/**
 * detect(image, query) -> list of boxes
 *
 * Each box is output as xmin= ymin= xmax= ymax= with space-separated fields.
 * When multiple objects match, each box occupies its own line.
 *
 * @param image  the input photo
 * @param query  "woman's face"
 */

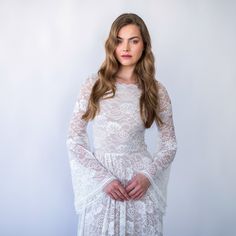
xmin=115 ymin=24 xmax=144 ymax=68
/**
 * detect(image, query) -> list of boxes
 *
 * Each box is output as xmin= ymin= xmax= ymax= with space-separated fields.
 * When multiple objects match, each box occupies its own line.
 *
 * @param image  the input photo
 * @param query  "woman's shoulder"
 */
xmin=154 ymin=79 xmax=172 ymax=102
xmin=82 ymin=73 xmax=99 ymax=88
xmin=154 ymin=79 xmax=172 ymax=105
xmin=78 ymin=73 xmax=99 ymax=93
xmin=154 ymin=79 xmax=168 ymax=93
xmin=77 ymin=73 xmax=99 ymax=97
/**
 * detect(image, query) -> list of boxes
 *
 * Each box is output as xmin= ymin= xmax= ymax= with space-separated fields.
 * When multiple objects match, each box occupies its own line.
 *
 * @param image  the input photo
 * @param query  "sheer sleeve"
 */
xmin=66 ymin=75 xmax=116 ymax=213
xmin=140 ymin=81 xmax=177 ymax=186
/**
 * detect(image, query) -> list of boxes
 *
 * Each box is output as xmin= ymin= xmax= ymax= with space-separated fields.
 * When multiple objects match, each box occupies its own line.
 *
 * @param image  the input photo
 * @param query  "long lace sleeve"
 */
xmin=66 ymin=75 xmax=116 ymax=214
xmin=140 ymin=81 xmax=177 ymax=187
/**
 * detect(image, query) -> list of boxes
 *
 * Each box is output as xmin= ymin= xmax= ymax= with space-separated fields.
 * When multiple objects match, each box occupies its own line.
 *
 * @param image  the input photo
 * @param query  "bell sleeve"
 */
xmin=66 ymin=76 xmax=116 ymax=214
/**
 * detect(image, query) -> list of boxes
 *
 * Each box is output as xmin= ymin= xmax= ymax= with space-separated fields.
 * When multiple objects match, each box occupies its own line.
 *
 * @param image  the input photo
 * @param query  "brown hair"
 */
xmin=82 ymin=13 xmax=163 ymax=128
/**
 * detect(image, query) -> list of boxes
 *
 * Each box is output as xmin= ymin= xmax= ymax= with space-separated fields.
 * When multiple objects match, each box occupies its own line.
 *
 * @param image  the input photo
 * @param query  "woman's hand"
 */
xmin=125 ymin=173 xmax=151 ymax=200
xmin=103 ymin=179 xmax=130 ymax=201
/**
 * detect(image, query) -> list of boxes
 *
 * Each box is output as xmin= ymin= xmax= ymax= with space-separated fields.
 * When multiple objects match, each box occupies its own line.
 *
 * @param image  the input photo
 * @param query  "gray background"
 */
xmin=1 ymin=0 xmax=236 ymax=235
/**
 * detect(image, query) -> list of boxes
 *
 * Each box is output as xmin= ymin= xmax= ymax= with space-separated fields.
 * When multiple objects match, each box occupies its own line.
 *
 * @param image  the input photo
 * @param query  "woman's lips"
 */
xmin=121 ymin=55 xmax=132 ymax=59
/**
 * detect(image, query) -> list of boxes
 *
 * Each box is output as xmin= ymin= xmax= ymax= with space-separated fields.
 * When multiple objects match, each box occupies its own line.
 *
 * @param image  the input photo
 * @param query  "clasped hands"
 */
xmin=103 ymin=173 xmax=151 ymax=201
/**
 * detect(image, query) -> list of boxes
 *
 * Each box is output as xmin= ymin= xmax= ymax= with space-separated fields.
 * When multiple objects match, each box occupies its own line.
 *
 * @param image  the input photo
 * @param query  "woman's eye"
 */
xmin=117 ymin=39 xmax=122 ymax=44
xmin=132 ymin=40 xmax=139 ymax=44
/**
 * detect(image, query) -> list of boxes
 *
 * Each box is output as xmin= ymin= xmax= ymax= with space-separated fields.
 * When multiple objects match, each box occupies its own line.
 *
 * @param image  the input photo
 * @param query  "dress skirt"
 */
xmin=76 ymin=150 xmax=166 ymax=236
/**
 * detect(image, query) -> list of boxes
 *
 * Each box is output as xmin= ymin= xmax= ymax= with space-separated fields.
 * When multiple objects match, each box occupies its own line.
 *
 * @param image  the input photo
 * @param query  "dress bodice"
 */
xmin=93 ymin=82 xmax=147 ymax=154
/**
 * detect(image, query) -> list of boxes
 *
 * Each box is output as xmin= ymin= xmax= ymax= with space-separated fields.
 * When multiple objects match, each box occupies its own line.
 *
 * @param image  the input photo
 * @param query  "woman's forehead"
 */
xmin=117 ymin=24 xmax=141 ymax=37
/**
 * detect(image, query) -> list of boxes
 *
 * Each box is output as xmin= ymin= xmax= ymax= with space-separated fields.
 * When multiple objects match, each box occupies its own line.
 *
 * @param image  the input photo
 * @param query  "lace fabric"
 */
xmin=66 ymin=74 xmax=177 ymax=235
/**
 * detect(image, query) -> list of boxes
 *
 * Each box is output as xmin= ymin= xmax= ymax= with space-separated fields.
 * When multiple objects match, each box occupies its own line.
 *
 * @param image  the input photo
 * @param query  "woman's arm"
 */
xmin=139 ymin=81 xmax=178 ymax=185
xmin=66 ymin=76 xmax=116 ymax=212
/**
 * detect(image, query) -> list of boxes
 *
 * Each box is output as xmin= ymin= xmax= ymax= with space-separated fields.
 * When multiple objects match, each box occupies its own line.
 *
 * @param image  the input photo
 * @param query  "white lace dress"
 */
xmin=66 ymin=74 xmax=177 ymax=236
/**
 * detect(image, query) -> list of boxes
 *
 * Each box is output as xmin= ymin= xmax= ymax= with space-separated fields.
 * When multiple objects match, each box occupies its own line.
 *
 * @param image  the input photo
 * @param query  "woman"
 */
xmin=66 ymin=13 xmax=177 ymax=236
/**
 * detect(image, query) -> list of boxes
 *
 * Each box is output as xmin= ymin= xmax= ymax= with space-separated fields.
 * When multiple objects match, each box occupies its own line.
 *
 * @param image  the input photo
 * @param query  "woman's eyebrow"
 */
xmin=117 ymin=36 xmax=140 ymax=40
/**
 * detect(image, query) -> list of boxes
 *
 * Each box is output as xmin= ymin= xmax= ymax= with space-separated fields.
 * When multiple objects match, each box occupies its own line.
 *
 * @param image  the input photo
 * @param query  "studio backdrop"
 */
xmin=0 ymin=0 xmax=236 ymax=236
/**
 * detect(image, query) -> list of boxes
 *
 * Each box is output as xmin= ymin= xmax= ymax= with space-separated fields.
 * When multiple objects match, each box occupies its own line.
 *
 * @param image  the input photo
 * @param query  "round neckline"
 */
xmin=115 ymin=81 xmax=138 ymax=87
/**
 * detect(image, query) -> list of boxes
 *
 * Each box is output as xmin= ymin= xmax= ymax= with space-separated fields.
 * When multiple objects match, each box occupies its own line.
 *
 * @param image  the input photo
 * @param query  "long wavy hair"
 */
xmin=82 ymin=13 xmax=163 ymax=128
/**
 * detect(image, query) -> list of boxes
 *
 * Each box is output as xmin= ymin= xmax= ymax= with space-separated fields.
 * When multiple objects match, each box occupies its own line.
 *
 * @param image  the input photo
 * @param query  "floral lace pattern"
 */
xmin=66 ymin=74 xmax=177 ymax=235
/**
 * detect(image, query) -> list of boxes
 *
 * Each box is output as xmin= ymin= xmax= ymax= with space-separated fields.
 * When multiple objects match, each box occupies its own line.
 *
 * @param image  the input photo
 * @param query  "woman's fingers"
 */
xmin=113 ymin=183 xmax=130 ymax=201
xmin=113 ymin=189 xmax=125 ymax=201
xmin=105 ymin=179 xmax=147 ymax=201
xmin=110 ymin=191 xmax=123 ymax=201
xmin=128 ymin=186 xmax=141 ymax=198
xmin=131 ymin=189 xmax=143 ymax=199
xmin=109 ymin=192 xmax=115 ymax=200
xmin=128 ymin=185 xmax=141 ymax=197
xmin=105 ymin=180 xmax=130 ymax=201
xmin=133 ymin=191 xmax=144 ymax=200
xmin=117 ymin=185 xmax=130 ymax=200
xmin=125 ymin=181 xmax=136 ymax=193
xmin=125 ymin=173 xmax=151 ymax=199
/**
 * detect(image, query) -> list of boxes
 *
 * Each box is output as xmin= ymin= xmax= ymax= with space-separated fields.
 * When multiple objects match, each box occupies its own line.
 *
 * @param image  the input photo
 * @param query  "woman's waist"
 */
xmin=93 ymin=149 xmax=153 ymax=181
xmin=94 ymin=148 xmax=149 ymax=156
xmin=93 ymin=141 xmax=148 ymax=154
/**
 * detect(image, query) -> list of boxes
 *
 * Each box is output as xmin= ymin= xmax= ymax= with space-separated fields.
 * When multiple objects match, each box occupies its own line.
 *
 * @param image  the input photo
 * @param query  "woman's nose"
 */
xmin=122 ymin=42 xmax=130 ymax=51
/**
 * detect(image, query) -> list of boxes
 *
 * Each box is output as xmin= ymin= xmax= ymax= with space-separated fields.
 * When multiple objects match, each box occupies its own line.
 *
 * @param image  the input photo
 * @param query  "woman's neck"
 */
xmin=116 ymin=66 xmax=137 ymax=83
